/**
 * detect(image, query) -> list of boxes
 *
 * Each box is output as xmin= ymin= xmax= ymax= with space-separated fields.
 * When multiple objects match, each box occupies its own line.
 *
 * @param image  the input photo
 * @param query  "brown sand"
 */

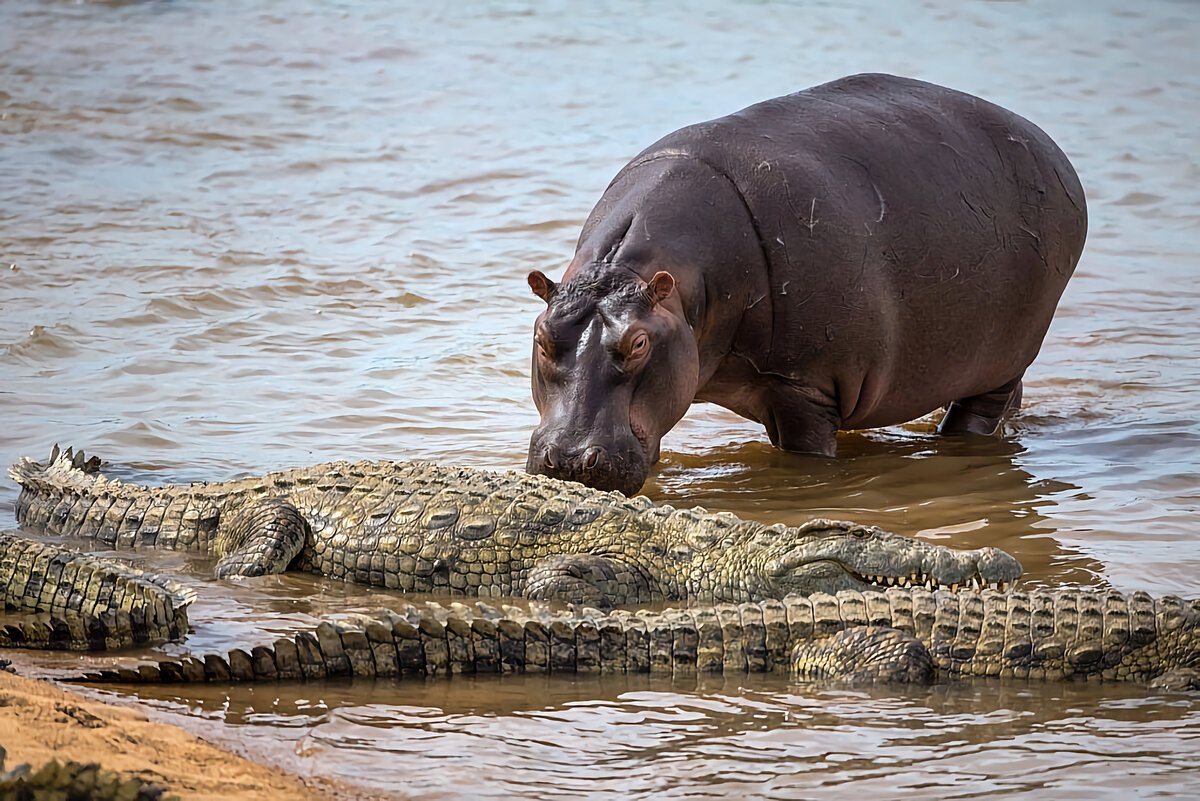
xmin=0 ymin=671 xmax=375 ymax=800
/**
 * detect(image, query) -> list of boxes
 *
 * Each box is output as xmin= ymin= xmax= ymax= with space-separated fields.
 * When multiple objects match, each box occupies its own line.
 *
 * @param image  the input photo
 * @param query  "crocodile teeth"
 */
xmin=950 ymin=583 xmax=960 ymax=592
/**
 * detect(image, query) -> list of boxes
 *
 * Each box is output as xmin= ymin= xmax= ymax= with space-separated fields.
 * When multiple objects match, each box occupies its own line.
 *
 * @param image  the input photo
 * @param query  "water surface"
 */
xmin=1 ymin=0 xmax=1198 ymax=797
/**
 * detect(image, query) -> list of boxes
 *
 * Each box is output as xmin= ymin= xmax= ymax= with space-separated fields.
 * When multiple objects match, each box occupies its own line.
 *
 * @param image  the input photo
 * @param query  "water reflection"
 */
xmin=649 ymin=430 xmax=1101 ymax=588
xmin=84 ymin=676 xmax=1200 ymax=799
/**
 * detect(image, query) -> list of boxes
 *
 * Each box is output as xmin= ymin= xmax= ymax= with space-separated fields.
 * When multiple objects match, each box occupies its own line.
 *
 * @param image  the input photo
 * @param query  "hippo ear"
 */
xmin=527 ymin=270 xmax=557 ymax=303
xmin=646 ymin=271 xmax=675 ymax=307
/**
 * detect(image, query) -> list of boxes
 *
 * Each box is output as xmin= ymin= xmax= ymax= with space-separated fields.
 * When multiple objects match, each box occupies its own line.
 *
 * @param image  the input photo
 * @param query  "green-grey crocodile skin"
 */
xmin=74 ymin=588 xmax=1199 ymax=689
xmin=0 ymin=533 xmax=193 ymax=650
xmin=0 ymin=748 xmax=174 ymax=801
xmin=1 ymin=534 xmax=1194 ymax=687
xmin=10 ymin=446 xmax=1020 ymax=608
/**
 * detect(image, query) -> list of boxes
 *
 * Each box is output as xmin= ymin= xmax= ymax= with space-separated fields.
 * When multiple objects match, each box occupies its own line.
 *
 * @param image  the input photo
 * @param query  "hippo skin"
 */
xmin=526 ymin=73 xmax=1087 ymax=496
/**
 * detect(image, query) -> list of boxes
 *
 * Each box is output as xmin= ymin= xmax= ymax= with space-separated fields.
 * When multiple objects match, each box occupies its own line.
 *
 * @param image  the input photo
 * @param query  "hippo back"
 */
xmin=618 ymin=73 xmax=1087 ymax=428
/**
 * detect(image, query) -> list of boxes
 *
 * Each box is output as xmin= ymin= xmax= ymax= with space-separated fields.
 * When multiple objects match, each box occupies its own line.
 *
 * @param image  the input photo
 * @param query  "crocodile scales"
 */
xmin=65 ymin=588 xmax=1200 ymax=691
xmin=9 ymin=446 xmax=1020 ymax=608
xmin=2 ymin=536 xmax=1195 ymax=688
xmin=0 ymin=489 xmax=1195 ymax=689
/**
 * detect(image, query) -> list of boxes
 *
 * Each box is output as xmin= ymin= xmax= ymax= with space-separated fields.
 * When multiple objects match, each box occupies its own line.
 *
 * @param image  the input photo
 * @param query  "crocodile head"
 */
xmin=751 ymin=519 xmax=1022 ymax=598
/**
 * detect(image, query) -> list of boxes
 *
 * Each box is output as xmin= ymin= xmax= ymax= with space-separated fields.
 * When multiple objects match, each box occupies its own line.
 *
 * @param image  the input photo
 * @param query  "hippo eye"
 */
xmin=629 ymin=333 xmax=649 ymax=356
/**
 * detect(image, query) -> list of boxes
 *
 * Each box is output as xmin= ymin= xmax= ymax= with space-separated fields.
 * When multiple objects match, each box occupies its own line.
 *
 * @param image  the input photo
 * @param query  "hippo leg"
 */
xmin=764 ymin=387 xmax=841 ymax=456
xmin=938 ymin=377 xmax=1023 ymax=436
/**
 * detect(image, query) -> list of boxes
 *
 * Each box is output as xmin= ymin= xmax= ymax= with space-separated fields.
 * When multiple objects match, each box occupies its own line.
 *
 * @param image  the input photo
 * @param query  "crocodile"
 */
xmin=0 ymin=748 xmax=172 ymax=801
xmin=8 ymin=446 xmax=1020 ymax=609
xmin=1 ymin=535 xmax=1195 ymax=689
xmin=0 ymin=533 xmax=193 ymax=650
xmin=70 ymin=585 xmax=1200 ymax=691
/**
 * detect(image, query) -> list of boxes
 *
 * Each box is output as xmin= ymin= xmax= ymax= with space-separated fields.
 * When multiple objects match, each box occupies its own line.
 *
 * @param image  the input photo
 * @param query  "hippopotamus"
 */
xmin=525 ymin=73 xmax=1087 ymax=496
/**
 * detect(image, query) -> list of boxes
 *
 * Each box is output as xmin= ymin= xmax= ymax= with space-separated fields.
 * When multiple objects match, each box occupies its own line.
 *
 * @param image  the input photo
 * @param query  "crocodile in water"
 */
xmin=72 ymin=584 xmax=1200 ymax=691
xmin=1 ymin=534 xmax=1194 ymax=689
xmin=9 ymin=446 xmax=1020 ymax=609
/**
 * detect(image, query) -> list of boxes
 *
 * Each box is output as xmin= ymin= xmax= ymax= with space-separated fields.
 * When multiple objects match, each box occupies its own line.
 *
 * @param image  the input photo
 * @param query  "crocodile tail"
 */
xmin=8 ymin=445 xmax=123 ymax=531
xmin=0 ymin=534 xmax=195 ymax=650
xmin=8 ymin=444 xmax=104 ymax=492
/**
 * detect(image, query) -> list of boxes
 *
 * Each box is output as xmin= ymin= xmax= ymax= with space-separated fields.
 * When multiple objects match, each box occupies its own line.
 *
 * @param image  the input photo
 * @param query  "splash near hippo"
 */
xmin=526 ymin=73 xmax=1087 ymax=495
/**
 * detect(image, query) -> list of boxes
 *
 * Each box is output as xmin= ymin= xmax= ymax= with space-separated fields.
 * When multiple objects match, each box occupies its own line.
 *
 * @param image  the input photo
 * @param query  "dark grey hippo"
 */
xmin=526 ymin=73 xmax=1087 ymax=496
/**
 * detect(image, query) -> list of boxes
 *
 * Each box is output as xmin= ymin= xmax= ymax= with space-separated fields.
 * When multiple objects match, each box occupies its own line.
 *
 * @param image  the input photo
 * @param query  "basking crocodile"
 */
xmin=72 ymin=587 xmax=1200 ymax=691
xmin=13 ymin=447 xmax=1191 ymax=690
xmin=9 ymin=446 xmax=1019 ymax=608
xmin=0 ymin=533 xmax=193 ymax=650
xmin=1 ymin=534 xmax=1195 ymax=689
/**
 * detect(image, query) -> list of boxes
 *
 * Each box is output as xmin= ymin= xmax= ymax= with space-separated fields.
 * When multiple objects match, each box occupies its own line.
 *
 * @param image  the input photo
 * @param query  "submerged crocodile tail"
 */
xmin=0 ymin=534 xmax=194 ymax=650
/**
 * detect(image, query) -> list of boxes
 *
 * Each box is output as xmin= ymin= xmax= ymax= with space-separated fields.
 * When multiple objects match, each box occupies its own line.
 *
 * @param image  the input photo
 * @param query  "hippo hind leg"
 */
xmin=937 ymin=376 xmax=1023 ymax=437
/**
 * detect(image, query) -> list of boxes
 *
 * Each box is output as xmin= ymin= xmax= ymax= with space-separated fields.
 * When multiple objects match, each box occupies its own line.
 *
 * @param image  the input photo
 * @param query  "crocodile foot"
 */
xmin=791 ymin=626 xmax=936 ymax=684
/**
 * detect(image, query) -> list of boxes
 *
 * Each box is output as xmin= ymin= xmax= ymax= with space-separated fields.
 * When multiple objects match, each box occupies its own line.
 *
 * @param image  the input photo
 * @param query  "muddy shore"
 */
xmin=0 ymin=670 xmax=379 ymax=801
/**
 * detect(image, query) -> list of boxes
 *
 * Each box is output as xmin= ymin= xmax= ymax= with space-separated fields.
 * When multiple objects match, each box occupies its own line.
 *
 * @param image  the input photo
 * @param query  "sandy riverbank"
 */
xmin=0 ymin=671 xmax=373 ymax=800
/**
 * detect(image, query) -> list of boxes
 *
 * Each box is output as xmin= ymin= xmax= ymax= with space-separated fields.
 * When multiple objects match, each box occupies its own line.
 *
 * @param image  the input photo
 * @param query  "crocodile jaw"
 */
xmin=762 ymin=525 xmax=1023 ymax=597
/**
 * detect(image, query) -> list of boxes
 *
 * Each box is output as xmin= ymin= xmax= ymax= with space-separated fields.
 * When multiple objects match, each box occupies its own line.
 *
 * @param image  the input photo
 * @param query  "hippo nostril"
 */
xmin=583 ymin=445 xmax=606 ymax=470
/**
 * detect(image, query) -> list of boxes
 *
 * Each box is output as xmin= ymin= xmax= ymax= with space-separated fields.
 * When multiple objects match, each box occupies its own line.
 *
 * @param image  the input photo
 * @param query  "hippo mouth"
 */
xmin=628 ymin=419 xmax=652 ymax=462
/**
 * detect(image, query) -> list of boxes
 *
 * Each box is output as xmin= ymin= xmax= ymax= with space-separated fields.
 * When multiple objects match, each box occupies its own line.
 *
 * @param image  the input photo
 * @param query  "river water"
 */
xmin=1 ymin=0 xmax=1198 ymax=797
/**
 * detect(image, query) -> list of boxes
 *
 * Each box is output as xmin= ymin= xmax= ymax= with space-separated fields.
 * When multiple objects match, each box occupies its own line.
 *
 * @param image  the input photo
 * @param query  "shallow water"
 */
xmin=1 ymin=0 xmax=1198 ymax=797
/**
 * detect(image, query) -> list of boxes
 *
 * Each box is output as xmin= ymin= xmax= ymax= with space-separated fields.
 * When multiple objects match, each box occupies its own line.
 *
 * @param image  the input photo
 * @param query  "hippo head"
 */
xmin=525 ymin=265 xmax=699 ymax=496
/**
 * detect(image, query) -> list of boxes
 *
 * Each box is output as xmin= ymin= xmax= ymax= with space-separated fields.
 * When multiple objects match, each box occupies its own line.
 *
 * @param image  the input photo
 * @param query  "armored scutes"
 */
xmin=9 ymin=447 xmax=1019 ymax=609
xmin=2 ymin=535 xmax=1195 ymax=689
xmin=0 ymin=749 xmax=171 ymax=801
xmin=0 ymin=533 xmax=193 ymax=650
xmin=76 ymin=588 xmax=1200 ymax=691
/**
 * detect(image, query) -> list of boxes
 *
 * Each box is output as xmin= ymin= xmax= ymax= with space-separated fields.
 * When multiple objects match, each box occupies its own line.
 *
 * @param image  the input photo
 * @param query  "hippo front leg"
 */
xmin=764 ymin=386 xmax=841 ymax=457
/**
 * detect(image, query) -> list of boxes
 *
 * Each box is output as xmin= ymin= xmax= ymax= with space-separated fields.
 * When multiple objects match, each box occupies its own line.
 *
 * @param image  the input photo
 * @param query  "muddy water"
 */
xmin=1 ymin=0 xmax=1198 ymax=797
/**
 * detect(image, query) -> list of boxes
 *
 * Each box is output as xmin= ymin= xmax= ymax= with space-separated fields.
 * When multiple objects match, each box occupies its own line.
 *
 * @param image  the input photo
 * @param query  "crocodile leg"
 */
xmin=1152 ymin=669 xmax=1200 ymax=691
xmin=791 ymin=626 xmax=936 ymax=683
xmin=213 ymin=498 xmax=308 ymax=579
xmin=523 ymin=554 xmax=657 ymax=608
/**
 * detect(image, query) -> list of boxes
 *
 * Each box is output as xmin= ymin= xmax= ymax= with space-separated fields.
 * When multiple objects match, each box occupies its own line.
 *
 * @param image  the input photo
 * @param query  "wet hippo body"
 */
xmin=527 ymin=73 xmax=1087 ymax=495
